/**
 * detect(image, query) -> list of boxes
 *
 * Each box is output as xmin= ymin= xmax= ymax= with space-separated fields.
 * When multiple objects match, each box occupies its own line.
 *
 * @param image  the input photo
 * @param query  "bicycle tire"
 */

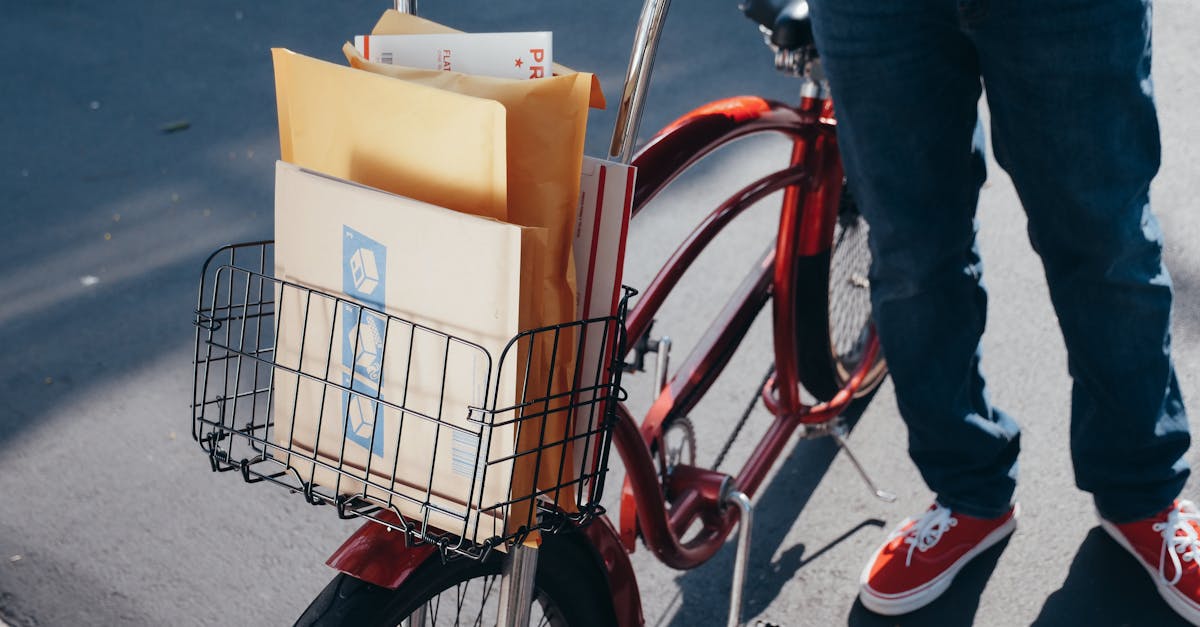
xmin=294 ymin=531 xmax=617 ymax=627
xmin=792 ymin=182 xmax=887 ymax=402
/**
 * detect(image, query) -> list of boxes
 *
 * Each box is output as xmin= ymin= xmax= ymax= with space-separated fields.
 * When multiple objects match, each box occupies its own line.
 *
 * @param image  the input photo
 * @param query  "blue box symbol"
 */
xmin=343 ymin=226 xmax=385 ymax=309
xmin=350 ymin=248 xmax=380 ymax=296
xmin=342 ymin=226 xmax=387 ymax=457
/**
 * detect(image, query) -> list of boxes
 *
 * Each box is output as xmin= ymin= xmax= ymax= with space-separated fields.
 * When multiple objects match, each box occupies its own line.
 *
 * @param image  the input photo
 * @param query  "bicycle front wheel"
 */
xmin=295 ymin=533 xmax=617 ymax=627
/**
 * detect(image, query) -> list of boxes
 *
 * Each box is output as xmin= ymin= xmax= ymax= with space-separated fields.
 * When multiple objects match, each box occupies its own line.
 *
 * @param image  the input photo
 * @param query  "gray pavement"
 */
xmin=1 ymin=1 xmax=1198 ymax=626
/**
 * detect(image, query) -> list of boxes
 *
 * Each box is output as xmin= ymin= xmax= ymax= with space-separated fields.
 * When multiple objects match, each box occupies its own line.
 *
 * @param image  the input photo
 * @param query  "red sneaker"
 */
xmin=1100 ymin=500 xmax=1200 ymax=625
xmin=859 ymin=503 xmax=1018 ymax=615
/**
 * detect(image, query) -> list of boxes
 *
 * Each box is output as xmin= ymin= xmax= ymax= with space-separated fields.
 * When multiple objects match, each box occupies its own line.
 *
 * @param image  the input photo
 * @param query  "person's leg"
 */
xmin=809 ymin=2 xmax=1023 ymax=614
xmin=970 ymin=0 xmax=1189 ymax=524
xmin=810 ymin=0 xmax=1019 ymax=519
xmin=973 ymin=8 xmax=1198 ymax=618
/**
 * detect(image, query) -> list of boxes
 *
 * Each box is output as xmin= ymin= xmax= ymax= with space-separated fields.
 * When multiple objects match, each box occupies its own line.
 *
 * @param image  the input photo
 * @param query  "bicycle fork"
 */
xmin=488 ymin=498 xmax=749 ymax=627
xmin=497 ymin=545 xmax=539 ymax=627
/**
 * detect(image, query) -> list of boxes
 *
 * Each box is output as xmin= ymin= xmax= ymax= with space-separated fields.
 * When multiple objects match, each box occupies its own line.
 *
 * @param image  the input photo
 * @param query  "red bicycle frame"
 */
xmin=614 ymin=93 xmax=879 ymax=569
xmin=324 ymin=93 xmax=880 ymax=627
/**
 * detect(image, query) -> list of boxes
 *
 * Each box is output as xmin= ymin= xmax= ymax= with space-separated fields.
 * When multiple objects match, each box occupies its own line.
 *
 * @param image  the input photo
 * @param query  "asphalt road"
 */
xmin=1 ymin=1 xmax=1198 ymax=626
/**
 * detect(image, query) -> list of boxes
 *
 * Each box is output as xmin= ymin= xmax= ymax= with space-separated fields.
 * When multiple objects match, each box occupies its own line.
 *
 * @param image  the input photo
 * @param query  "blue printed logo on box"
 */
xmin=342 ymin=226 xmax=387 ymax=457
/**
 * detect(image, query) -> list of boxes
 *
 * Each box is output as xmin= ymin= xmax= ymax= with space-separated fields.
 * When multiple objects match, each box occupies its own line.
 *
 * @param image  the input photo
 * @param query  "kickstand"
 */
xmin=831 ymin=426 xmax=897 ymax=502
xmin=723 ymin=489 xmax=753 ymax=627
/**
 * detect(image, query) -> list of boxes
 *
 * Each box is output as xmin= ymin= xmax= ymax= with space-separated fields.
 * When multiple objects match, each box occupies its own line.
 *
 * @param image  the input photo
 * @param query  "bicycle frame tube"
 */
xmin=615 ymin=95 xmax=879 ymax=569
xmin=624 ymin=97 xmax=816 ymax=344
xmin=771 ymin=121 xmax=844 ymax=414
xmin=626 ymin=96 xmax=834 ymax=431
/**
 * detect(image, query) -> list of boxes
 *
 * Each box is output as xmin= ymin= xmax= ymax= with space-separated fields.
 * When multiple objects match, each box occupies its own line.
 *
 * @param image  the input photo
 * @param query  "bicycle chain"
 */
xmin=713 ymin=364 xmax=776 ymax=471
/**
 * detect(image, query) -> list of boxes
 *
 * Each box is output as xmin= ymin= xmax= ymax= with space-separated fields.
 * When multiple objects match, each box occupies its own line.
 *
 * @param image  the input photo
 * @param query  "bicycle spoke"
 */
xmin=829 ymin=218 xmax=873 ymax=363
xmin=455 ymin=579 xmax=466 ymax=627
xmin=472 ymin=575 xmax=497 ymax=627
xmin=404 ymin=572 xmax=546 ymax=627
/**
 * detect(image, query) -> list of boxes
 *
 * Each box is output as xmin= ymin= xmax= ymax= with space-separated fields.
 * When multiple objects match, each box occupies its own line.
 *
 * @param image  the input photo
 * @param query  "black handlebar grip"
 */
xmin=770 ymin=0 xmax=814 ymax=50
xmin=740 ymin=0 xmax=785 ymax=31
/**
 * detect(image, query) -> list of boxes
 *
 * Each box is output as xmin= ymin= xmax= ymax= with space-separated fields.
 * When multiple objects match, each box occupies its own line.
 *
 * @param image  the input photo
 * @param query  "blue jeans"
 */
xmin=809 ymin=0 xmax=1189 ymax=523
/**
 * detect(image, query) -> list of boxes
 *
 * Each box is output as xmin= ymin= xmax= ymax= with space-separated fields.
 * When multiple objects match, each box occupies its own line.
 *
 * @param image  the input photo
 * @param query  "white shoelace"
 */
xmin=902 ymin=504 xmax=958 ymax=567
xmin=1154 ymin=500 xmax=1200 ymax=586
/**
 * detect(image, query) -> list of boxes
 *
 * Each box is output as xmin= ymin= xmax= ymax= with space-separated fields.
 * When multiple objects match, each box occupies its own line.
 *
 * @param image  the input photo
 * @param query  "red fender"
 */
xmin=583 ymin=516 xmax=645 ymax=627
xmin=325 ymin=513 xmax=644 ymax=627
xmin=325 ymin=511 xmax=437 ymax=590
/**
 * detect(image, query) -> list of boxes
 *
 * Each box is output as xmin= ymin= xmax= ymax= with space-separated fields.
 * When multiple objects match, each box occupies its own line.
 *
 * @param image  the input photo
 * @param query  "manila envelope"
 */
xmin=345 ymin=12 xmax=606 ymax=509
xmin=271 ymin=161 xmax=547 ymax=546
xmin=272 ymin=48 xmax=507 ymax=222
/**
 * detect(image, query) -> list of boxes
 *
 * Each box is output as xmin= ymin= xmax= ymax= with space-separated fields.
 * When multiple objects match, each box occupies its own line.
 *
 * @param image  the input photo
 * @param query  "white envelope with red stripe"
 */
xmin=571 ymin=156 xmax=635 ymax=485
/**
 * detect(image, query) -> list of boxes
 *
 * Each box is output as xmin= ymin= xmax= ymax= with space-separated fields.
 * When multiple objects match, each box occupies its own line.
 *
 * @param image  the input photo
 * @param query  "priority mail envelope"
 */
xmin=355 ymin=32 xmax=553 ymax=80
xmin=270 ymin=161 xmax=539 ymax=545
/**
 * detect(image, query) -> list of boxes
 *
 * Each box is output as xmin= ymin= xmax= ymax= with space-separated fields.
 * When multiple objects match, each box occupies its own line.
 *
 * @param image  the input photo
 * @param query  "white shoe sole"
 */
xmin=1099 ymin=518 xmax=1200 ymax=626
xmin=858 ymin=505 xmax=1019 ymax=616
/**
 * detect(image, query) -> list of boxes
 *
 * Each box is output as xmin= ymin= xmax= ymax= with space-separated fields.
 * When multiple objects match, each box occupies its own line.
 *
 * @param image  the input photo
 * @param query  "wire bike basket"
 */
xmin=192 ymin=241 xmax=632 ymax=561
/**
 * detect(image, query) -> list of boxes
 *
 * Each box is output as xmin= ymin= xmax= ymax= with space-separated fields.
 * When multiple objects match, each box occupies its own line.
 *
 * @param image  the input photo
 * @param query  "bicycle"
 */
xmin=191 ymin=1 xmax=889 ymax=625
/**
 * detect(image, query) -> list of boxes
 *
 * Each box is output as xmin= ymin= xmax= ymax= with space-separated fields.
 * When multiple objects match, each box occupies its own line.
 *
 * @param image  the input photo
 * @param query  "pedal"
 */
xmin=831 ymin=425 xmax=896 ymax=503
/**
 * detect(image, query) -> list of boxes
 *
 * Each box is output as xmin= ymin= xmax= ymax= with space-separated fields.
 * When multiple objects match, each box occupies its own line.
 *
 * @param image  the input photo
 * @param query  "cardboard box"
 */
xmin=270 ymin=161 xmax=545 ymax=545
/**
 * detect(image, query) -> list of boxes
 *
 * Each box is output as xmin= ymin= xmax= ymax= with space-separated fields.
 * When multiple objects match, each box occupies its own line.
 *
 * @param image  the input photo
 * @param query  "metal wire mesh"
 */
xmin=192 ymin=242 xmax=632 ymax=561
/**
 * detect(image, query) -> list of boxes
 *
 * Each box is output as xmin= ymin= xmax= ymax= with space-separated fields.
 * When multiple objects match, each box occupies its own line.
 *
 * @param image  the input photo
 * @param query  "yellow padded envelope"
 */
xmin=272 ymin=48 xmax=508 ymax=222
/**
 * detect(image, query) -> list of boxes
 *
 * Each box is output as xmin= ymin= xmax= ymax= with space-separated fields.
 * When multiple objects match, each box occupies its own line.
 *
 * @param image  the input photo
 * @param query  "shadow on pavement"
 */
xmin=744 ymin=517 xmax=888 ymax=621
xmin=1032 ymin=527 xmax=1190 ymax=627
xmin=846 ymin=535 xmax=1011 ymax=627
xmin=661 ymin=399 xmax=883 ymax=627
